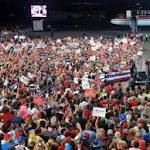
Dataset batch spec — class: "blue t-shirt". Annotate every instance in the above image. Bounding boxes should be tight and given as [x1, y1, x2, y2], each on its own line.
[65, 143, 73, 150]
[96, 138, 103, 147]
[82, 130, 96, 145]
[143, 133, 150, 142]
[2, 143, 15, 150]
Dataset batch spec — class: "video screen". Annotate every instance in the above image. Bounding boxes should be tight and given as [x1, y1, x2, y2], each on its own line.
[31, 5, 47, 17]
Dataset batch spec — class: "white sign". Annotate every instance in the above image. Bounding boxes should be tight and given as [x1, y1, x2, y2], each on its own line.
[5, 44, 15, 52]
[89, 55, 96, 62]
[82, 77, 90, 90]
[92, 107, 106, 118]
[14, 35, 26, 40]
[19, 76, 29, 85]
[126, 10, 132, 18]
[4, 79, 9, 86]
[73, 77, 79, 84]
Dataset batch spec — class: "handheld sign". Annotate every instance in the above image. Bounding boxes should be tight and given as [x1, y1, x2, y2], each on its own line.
[85, 89, 98, 98]
[73, 77, 78, 84]
[92, 107, 106, 118]
[119, 114, 127, 123]
[19, 76, 29, 85]
[4, 79, 9, 86]
[33, 95, 46, 106]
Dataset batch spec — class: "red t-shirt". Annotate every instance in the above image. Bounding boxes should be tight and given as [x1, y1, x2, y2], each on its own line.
[0, 113, 15, 125]
[111, 99, 116, 105]
[105, 85, 113, 93]
[130, 99, 138, 107]
[100, 100, 108, 108]
[133, 138, 146, 150]
[83, 108, 91, 118]
[58, 146, 64, 150]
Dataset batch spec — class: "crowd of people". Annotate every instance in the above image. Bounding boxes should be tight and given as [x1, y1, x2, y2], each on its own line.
[0, 31, 149, 150]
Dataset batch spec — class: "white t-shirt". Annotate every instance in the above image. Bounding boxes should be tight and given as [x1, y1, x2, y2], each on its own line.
[0, 105, 3, 111]
[28, 107, 39, 115]
[15, 145, 29, 150]
[129, 148, 141, 150]
[79, 101, 89, 109]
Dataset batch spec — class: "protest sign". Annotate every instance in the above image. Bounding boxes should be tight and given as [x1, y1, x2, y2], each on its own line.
[76, 49, 81, 54]
[33, 95, 45, 106]
[92, 107, 106, 118]
[28, 84, 39, 92]
[85, 89, 98, 98]
[19, 106, 28, 119]
[89, 55, 96, 62]
[9, 83, 18, 90]
[28, 72, 35, 79]
[30, 54, 38, 61]
[82, 76, 90, 90]
[19, 76, 29, 85]
[37, 48, 45, 54]
[14, 35, 26, 40]
[119, 114, 127, 123]
[73, 77, 78, 84]
[6, 44, 15, 52]
[28, 43, 34, 50]
[82, 81, 90, 90]
[4, 79, 9, 86]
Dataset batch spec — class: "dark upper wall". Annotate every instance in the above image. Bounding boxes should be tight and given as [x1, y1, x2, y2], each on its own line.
[0, 0, 149, 27]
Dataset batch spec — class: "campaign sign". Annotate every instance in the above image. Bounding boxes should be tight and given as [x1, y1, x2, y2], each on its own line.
[119, 114, 127, 123]
[92, 107, 106, 118]
[19, 76, 29, 85]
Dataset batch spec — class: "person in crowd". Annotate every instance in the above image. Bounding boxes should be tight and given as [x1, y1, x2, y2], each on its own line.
[0, 30, 149, 150]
